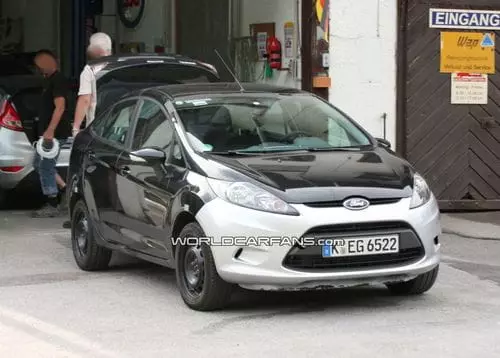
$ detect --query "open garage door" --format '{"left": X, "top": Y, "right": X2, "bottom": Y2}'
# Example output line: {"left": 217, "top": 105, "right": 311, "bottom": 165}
{"left": 176, "top": 0, "right": 233, "bottom": 81}
{"left": 398, "top": 0, "right": 500, "bottom": 211}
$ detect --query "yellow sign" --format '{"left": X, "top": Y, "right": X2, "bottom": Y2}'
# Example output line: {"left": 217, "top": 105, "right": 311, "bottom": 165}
{"left": 440, "top": 32, "right": 495, "bottom": 74}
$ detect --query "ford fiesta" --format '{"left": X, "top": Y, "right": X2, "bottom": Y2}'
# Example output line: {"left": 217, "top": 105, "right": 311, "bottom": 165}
{"left": 67, "top": 82, "right": 441, "bottom": 311}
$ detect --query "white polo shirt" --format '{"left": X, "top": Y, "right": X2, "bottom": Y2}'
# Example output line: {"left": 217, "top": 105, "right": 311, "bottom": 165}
{"left": 78, "top": 65, "right": 98, "bottom": 126}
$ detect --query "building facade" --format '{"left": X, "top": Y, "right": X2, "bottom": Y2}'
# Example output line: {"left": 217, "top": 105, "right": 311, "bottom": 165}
{"left": 2, "top": 0, "right": 498, "bottom": 210}
{"left": 329, "top": 0, "right": 500, "bottom": 211}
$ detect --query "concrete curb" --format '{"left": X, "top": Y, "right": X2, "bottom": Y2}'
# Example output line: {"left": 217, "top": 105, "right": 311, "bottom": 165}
{"left": 441, "top": 214, "right": 500, "bottom": 241}
{"left": 442, "top": 228, "right": 500, "bottom": 241}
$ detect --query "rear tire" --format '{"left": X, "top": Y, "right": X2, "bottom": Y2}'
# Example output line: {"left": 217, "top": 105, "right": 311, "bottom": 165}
{"left": 175, "top": 222, "right": 233, "bottom": 311}
{"left": 71, "top": 200, "right": 112, "bottom": 271}
{"left": 386, "top": 265, "right": 439, "bottom": 295}
{"left": 0, "top": 189, "right": 6, "bottom": 210}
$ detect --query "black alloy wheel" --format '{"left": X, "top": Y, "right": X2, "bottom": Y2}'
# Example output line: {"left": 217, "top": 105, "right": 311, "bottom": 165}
{"left": 71, "top": 200, "right": 112, "bottom": 271}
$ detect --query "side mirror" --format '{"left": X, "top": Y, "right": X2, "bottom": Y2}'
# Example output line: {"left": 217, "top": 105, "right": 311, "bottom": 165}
{"left": 375, "top": 138, "right": 391, "bottom": 149}
{"left": 130, "top": 147, "right": 166, "bottom": 164}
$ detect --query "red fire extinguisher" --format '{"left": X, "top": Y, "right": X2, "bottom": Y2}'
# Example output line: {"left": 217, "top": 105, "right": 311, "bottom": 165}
{"left": 266, "top": 36, "right": 282, "bottom": 70}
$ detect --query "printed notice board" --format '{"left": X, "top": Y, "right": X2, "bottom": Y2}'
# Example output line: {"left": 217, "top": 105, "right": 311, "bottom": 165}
{"left": 451, "top": 73, "right": 488, "bottom": 105}
{"left": 440, "top": 32, "right": 495, "bottom": 74}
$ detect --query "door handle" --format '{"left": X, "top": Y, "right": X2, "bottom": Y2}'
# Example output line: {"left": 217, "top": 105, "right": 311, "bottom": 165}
{"left": 118, "top": 165, "right": 131, "bottom": 175}
{"left": 87, "top": 151, "right": 96, "bottom": 161}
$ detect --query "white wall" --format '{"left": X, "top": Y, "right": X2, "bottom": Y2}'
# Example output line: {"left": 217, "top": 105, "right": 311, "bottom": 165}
{"left": 2, "top": 0, "right": 58, "bottom": 52}
{"left": 329, "top": 0, "right": 398, "bottom": 149}
{"left": 239, "top": 0, "right": 301, "bottom": 88}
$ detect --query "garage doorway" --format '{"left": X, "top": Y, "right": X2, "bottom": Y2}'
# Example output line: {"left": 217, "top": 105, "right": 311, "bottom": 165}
{"left": 398, "top": 0, "right": 500, "bottom": 211}
{"left": 175, "top": 0, "right": 234, "bottom": 81}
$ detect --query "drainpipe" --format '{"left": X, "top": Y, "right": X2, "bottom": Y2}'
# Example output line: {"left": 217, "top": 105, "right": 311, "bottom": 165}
{"left": 70, "top": 0, "right": 86, "bottom": 78}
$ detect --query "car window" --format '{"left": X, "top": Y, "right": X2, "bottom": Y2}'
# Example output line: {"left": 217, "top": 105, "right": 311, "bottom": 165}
{"left": 132, "top": 99, "right": 174, "bottom": 151}
{"left": 101, "top": 64, "right": 219, "bottom": 86}
{"left": 95, "top": 64, "right": 219, "bottom": 117}
{"left": 93, "top": 99, "right": 137, "bottom": 145}
{"left": 175, "top": 94, "right": 372, "bottom": 153}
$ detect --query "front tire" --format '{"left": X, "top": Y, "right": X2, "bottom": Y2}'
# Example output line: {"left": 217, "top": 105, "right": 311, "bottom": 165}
{"left": 175, "top": 222, "right": 233, "bottom": 311}
{"left": 71, "top": 200, "right": 112, "bottom": 271}
{"left": 386, "top": 265, "right": 439, "bottom": 295}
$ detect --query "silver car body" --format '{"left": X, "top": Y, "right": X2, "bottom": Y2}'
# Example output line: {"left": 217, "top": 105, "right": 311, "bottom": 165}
{"left": 0, "top": 124, "right": 70, "bottom": 190}
{"left": 195, "top": 190, "right": 441, "bottom": 291}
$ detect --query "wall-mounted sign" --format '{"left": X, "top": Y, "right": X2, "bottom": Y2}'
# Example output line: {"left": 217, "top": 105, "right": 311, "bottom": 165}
{"left": 430, "top": 8, "right": 500, "bottom": 30}
{"left": 451, "top": 73, "right": 488, "bottom": 105}
{"left": 440, "top": 32, "right": 495, "bottom": 74}
{"left": 117, "top": 0, "right": 145, "bottom": 29}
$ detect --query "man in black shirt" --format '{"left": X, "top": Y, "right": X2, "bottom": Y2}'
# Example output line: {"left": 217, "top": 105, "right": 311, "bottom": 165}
{"left": 32, "top": 49, "right": 71, "bottom": 217}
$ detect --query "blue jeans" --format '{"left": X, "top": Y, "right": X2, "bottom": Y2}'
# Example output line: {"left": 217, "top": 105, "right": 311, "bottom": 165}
{"left": 33, "top": 140, "right": 63, "bottom": 197}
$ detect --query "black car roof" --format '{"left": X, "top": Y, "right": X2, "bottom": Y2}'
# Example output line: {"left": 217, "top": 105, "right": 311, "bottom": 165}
{"left": 88, "top": 53, "right": 215, "bottom": 72}
{"left": 149, "top": 82, "right": 305, "bottom": 99}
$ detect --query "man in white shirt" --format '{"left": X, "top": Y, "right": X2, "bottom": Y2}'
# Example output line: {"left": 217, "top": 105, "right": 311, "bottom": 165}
{"left": 63, "top": 33, "right": 112, "bottom": 228}
{"left": 71, "top": 32, "right": 112, "bottom": 136}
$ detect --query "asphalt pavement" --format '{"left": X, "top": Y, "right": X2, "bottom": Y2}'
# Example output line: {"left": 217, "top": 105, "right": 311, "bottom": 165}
{"left": 1, "top": 210, "right": 500, "bottom": 358}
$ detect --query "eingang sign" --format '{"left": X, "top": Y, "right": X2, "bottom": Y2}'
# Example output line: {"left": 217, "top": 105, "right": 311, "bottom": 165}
{"left": 430, "top": 8, "right": 500, "bottom": 30}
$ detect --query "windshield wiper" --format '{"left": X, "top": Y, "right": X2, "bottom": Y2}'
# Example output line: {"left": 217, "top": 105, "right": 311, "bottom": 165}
{"left": 208, "top": 147, "right": 366, "bottom": 155}
{"left": 208, "top": 150, "right": 262, "bottom": 156}
{"left": 305, "top": 147, "right": 365, "bottom": 152}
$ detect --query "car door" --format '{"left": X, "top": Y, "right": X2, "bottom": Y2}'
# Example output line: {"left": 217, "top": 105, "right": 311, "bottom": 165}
{"left": 83, "top": 98, "right": 139, "bottom": 246}
{"left": 114, "top": 97, "right": 179, "bottom": 259}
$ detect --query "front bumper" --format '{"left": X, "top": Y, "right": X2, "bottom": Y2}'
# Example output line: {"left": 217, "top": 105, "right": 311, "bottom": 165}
{"left": 194, "top": 196, "right": 441, "bottom": 291}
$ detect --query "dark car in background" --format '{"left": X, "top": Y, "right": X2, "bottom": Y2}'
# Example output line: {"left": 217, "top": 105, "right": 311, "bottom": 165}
{"left": 0, "top": 53, "right": 219, "bottom": 208}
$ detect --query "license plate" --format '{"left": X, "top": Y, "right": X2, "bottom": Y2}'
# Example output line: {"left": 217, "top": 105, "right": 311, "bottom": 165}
{"left": 322, "top": 235, "right": 399, "bottom": 257}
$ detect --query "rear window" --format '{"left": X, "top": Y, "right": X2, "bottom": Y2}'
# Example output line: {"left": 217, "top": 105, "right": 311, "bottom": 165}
{"left": 100, "top": 63, "right": 219, "bottom": 85}
{"left": 95, "top": 63, "right": 220, "bottom": 117}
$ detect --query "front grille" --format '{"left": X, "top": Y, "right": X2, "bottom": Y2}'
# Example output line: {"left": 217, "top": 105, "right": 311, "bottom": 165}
{"left": 304, "top": 198, "right": 401, "bottom": 208}
{"left": 282, "top": 221, "right": 425, "bottom": 271}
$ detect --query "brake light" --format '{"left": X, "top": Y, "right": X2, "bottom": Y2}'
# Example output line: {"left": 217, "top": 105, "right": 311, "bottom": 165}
{"left": 0, "top": 166, "right": 24, "bottom": 173}
{"left": 0, "top": 100, "right": 23, "bottom": 132}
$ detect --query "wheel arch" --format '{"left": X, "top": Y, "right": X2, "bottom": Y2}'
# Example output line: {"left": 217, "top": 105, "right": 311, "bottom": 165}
{"left": 68, "top": 174, "right": 83, "bottom": 218}
{"left": 168, "top": 185, "right": 211, "bottom": 259}
{"left": 171, "top": 211, "right": 198, "bottom": 259}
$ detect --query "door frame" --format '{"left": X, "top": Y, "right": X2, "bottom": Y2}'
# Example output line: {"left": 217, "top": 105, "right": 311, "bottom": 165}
{"left": 301, "top": 0, "right": 313, "bottom": 93}
{"left": 396, "top": 0, "right": 408, "bottom": 159}
{"left": 301, "top": 0, "right": 328, "bottom": 99}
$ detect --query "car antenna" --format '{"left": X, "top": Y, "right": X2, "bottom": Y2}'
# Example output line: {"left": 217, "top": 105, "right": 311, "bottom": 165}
{"left": 214, "top": 49, "right": 245, "bottom": 92}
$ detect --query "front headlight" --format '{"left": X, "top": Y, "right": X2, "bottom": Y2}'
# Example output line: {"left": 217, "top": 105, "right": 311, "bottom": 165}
{"left": 207, "top": 178, "right": 299, "bottom": 215}
{"left": 410, "top": 173, "right": 431, "bottom": 209}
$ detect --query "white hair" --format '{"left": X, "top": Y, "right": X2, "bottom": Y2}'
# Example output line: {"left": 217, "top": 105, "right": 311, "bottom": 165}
{"left": 88, "top": 32, "right": 112, "bottom": 55}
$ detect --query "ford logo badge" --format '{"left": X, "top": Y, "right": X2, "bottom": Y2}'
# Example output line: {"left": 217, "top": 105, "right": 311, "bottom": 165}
{"left": 343, "top": 198, "right": 370, "bottom": 210}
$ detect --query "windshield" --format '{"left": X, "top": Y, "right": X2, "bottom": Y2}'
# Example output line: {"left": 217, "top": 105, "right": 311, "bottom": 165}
{"left": 174, "top": 93, "right": 372, "bottom": 153}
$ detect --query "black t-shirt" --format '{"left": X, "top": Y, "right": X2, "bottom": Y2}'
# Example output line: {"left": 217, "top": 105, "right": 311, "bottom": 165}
{"left": 37, "top": 71, "right": 71, "bottom": 140}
